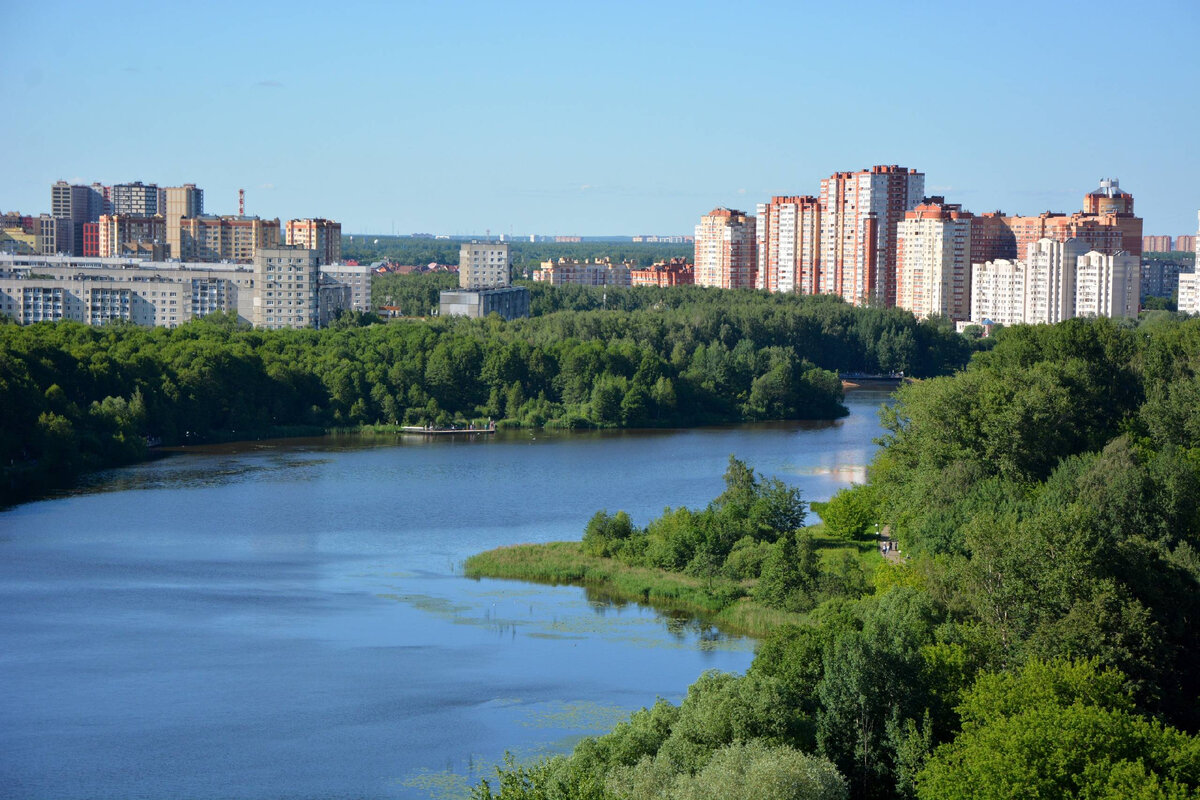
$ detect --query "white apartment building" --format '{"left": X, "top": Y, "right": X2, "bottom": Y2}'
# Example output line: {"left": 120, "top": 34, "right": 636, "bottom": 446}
{"left": 756, "top": 196, "right": 820, "bottom": 294}
{"left": 818, "top": 165, "right": 924, "bottom": 305}
{"left": 459, "top": 241, "right": 510, "bottom": 289}
{"left": 253, "top": 246, "right": 319, "bottom": 329}
{"left": 1024, "top": 238, "right": 1085, "bottom": 325}
{"left": 1074, "top": 251, "right": 1138, "bottom": 319}
{"left": 896, "top": 201, "right": 973, "bottom": 321}
{"left": 318, "top": 263, "right": 372, "bottom": 312}
{"left": 694, "top": 208, "right": 756, "bottom": 289}
{"left": 971, "top": 259, "right": 1027, "bottom": 326}
{"left": 1177, "top": 271, "right": 1200, "bottom": 315}
{"left": 532, "top": 258, "right": 632, "bottom": 287}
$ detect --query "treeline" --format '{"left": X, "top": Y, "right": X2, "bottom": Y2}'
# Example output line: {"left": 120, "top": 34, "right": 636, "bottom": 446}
{"left": 342, "top": 237, "right": 692, "bottom": 271}
{"left": 0, "top": 294, "right": 972, "bottom": 505}
{"left": 473, "top": 315, "right": 1200, "bottom": 800}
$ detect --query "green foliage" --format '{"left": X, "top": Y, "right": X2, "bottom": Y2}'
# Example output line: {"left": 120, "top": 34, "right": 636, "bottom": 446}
{"left": 812, "top": 484, "right": 879, "bottom": 540}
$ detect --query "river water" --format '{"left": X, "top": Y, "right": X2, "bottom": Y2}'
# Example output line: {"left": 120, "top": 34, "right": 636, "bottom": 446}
{"left": 0, "top": 391, "right": 892, "bottom": 799}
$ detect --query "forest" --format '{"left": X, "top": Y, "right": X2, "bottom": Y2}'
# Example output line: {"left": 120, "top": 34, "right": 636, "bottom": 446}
{"left": 342, "top": 237, "right": 693, "bottom": 274}
{"left": 469, "top": 315, "right": 1200, "bottom": 800}
{"left": 0, "top": 290, "right": 971, "bottom": 506}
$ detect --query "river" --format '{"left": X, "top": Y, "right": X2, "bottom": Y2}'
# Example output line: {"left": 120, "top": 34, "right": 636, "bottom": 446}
{"left": 0, "top": 390, "right": 893, "bottom": 799}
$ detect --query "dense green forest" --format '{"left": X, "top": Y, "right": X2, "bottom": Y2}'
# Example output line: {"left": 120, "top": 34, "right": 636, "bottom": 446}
{"left": 342, "top": 236, "right": 692, "bottom": 274}
{"left": 470, "top": 315, "right": 1200, "bottom": 800}
{"left": 0, "top": 291, "right": 971, "bottom": 505}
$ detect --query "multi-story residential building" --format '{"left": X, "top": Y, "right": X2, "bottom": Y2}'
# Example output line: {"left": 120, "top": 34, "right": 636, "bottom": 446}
{"left": 1143, "top": 235, "right": 1173, "bottom": 252}
{"left": 178, "top": 215, "right": 281, "bottom": 263}
{"left": 630, "top": 258, "right": 695, "bottom": 287}
{"left": 439, "top": 287, "right": 530, "bottom": 320}
{"left": 1, "top": 217, "right": 38, "bottom": 255}
{"left": 756, "top": 195, "right": 820, "bottom": 294}
{"left": 895, "top": 200, "right": 973, "bottom": 321}
{"left": 1141, "top": 257, "right": 1188, "bottom": 300}
{"left": 1025, "top": 238, "right": 1085, "bottom": 325}
{"left": 969, "top": 212, "right": 1018, "bottom": 264}
{"left": 286, "top": 218, "right": 342, "bottom": 266}
{"left": 82, "top": 222, "right": 99, "bottom": 257}
{"left": 1175, "top": 234, "right": 1195, "bottom": 253}
{"left": 532, "top": 258, "right": 632, "bottom": 286}
{"left": 164, "top": 184, "right": 204, "bottom": 259}
{"left": 50, "top": 181, "right": 93, "bottom": 255}
{"left": 1178, "top": 271, "right": 1200, "bottom": 315}
{"left": 252, "top": 246, "right": 319, "bottom": 329}
{"left": 1074, "top": 251, "right": 1139, "bottom": 319}
{"left": 98, "top": 215, "right": 168, "bottom": 258}
{"left": 971, "top": 259, "right": 1027, "bottom": 326}
{"left": 37, "top": 215, "right": 73, "bottom": 256}
{"left": 458, "top": 241, "right": 510, "bottom": 288}
{"left": 110, "top": 182, "right": 161, "bottom": 216}
{"left": 319, "top": 263, "right": 373, "bottom": 312}
{"left": 694, "top": 208, "right": 756, "bottom": 289}
{"left": 818, "top": 165, "right": 924, "bottom": 306}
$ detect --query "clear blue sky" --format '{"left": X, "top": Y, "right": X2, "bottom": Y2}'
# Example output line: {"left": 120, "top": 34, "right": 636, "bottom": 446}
{"left": 3, "top": 0, "right": 1197, "bottom": 237}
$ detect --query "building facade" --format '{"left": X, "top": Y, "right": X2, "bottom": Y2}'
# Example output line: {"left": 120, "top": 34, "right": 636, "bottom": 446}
{"left": 630, "top": 259, "right": 694, "bottom": 287}
{"left": 110, "top": 182, "right": 162, "bottom": 217}
{"left": 458, "top": 241, "right": 510, "bottom": 289}
{"left": 895, "top": 200, "right": 973, "bottom": 321}
{"left": 1143, "top": 235, "right": 1173, "bottom": 253}
{"left": 178, "top": 215, "right": 281, "bottom": 263}
{"left": 970, "top": 259, "right": 1027, "bottom": 326}
{"left": 694, "top": 208, "right": 756, "bottom": 289}
{"left": 756, "top": 195, "right": 820, "bottom": 294}
{"left": 818, "top": 165, "right": 924, "bottom": 306}
{"left": 164, "top": 184, "right": 204, "bottom": 259}
{"left": 532, "top": 258, "right": 632, "bottom": 286}
{"left": 98, "top": 215, "right": 168, "bottom": 258}
{"left": 286, "top": 218, "right": 342, "bottom": 266}
{"left": 1024, "top": 238, "right": 1085, "bottom": 325}
{"left": 252, "top": 246, "right": 319, "bottom": 329}
{"left": 1178, "top": 271, "right": 1200, "bottom": 315}
{"left": 1074, "top": 251, "right": 1139, "bottom": 319}
{"left": 439, "top": 286, "right": 530, "bottom": 320}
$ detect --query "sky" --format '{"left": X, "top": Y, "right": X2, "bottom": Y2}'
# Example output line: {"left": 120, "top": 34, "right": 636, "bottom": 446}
{"left": 2, "top": 0, "right": 1198, "bottom": 237}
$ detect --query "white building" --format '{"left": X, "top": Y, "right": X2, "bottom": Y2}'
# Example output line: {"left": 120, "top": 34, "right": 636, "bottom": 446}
{"left": 1074, "top": 250, "right": 1138, "bottom": 319}
{"left": 896, "top": 201, "right": 973, "bottom": 320}
{"left": 1178, "top": 271, "right": 1200, "bottom": 315}
{"left": 1024, "top": 238, "right": 1084, "bottom": 325}
{"left": 970, "top": 259, "right": 1027, "bottom": 326}
{"left": 319, "top": 263, "right": 372, "bottom": 312}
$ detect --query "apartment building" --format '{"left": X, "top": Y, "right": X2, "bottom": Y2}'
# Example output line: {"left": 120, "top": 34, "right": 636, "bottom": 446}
{"left": 1176, "top": 234, "right": 1195, "bottom": 253}
{"left": 1025, "top": 238, "right": 1085, "bottom": 325}
{"left": 459, "top": 241, "right": 510, "bottom": 288}
{"left": 895, "top": 200, "right": 973, "bottom": 321}
{"left": 970, "top": 259, "right": 1028, "bottom": 326}
{"left": 252, "top": 246, "right": 319, "bottom": 329}
{"left": 178, "top": 215, "right": 281, "bottom": 263}
{"left": 818, "top": 165, "right": 924, "bottom": 306}
{"left": 164, "top": 184, "right": 204, "bottom": 259}
{"left": 98, "top": 215, "right": 167, "bottom": 258}
{"left": 1178, "top": 271, "right": 1200, "bottom": 315}
{"left": 1143, "top": 235, "right": 1173, "bottom": 252}
{"left": 110, "top": 182, "right": 162, "bottom": 216}
{"left": 319, "top": 263, "right": 372, "bottom": 312}
{"left": 694, "top": 208, "right": 756, "bottom": 289}
{"left": 1074, "top": 251, "right": 1138, "bottom": 319}
{"left": 286, "top": 218, "right": 342, "bottom": 265}
{"left": 532, "top": 258, "right": 632, "bottom": 286}
{"left": 630, "top": 259, "right": 694, "bottom": 287}
{"left": 756, "top": 195, "right": 820, "bottom": 294}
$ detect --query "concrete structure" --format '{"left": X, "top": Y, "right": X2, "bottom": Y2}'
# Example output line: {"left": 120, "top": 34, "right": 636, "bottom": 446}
{"left": 287, "top": 218, "right": 342, "bottom": 265}
{"left": 110, "top": 182, "right": 161, "bottom": 216}
{"left": 630, "top": 258, "right": 694, "bottom": 287}
{"left": 319, "top": 263, "right": 372, "bottom": 312}
{"left": 458, "top": 241, "right": 510, "bottom": 289}
{"left": 1143, "top": 235, "right": 1173, "bottom": 252}
{"left": 1178, "top": 271, "right": 1200, "bottom": 315}
{"left": 818, "top": 165, "right": 925, "bottom": 306}
{"left": 970, "top": 212, "right": 1019, "bottom": 263}
{"left": 971, "top": 258, "right": 1027, "bottom": 326}
{"left": 37, "top": 215, "right": 73, "bottom": 256}
{"left": 1025, "top": 238, "right": 1085, "bottom": 325}
{"left": 533, "top": 258, "right": 632, "bottom": 286}
{"left": 1176, "top": 234, "right": 1195, "bottom": 253}
{"left": 694, "top": 208, "right": 756, "bottom": 289}
{"left": 756, "top": 195, "right": 820, "bottom": 294}
{"left": 1141, "top": 257, "right": 1188, "bottom": 300}
{"left": 1074, "top": 250, "right": 1139, "bottom": 319}
{"left": 896, "top": 200, "right": 973, "bottom": 321}
{"left": 439, "top": 286, "right": 530, "bottom": 320}
{"left": 98, "top": 215, "right": 167, "bottom": 258}
{"left": 252, "top": 246, "right": 318, "bottom": 329}
{"left": 164, "top": 184, "right": 204, "bottom": 259}
{"left": 178, "top": 215, "right": 281, "bottom": 263}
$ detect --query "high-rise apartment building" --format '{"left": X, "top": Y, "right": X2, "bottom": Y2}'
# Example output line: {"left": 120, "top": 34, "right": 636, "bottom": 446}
{"left": 164, "top": 184, "right": 204, "bottom": 259}
{"left": 630, "top": 259, "right": 694, "bottom": 287}
{"left": 1176, "top": 234, "right": 1195, "bottom": 253}
{"left": 756, "top": 196, "right": 820, "bottom": 294}
{"left": 1025, "top": 238, "right": 1085, "bottom": 325}
{"left": 1143, "top": 235, "right": 1173, "bottom": 252}
{"left": 533, "top": 258, "right": 632, "bottom": 286}
{"left": 970, "top": 212, "right": 1018, "bottom": 264}
{"left": 1179, "top": 269, "right": 1200, "bottom": 315}
{"left": 98, "top": 215, "right": 168, "bottom": 258}
{"left": 458, "top": 241, "right": 510, "bottom": 288}
{"left": 110, "top": 182, "right": 162, "bottom": 216}
{"left": 971, "top": 259, "right": 1027, "bottom": 326}
{"left": 694, "top": 208, "right": 756, "bottom": 289}
{"left": 286, "top": 218, "right": 342, "bottom": 265}
{"left": 252, "top": 246, "right": 319, "bottom": 329}
{"left": 818, "top": 165, "right": 924, "bottom": 306}
{"left": 178, "top": 215, "right": 281, "bottom": 263}
{"left": 1074, "top": 251, "right": 1139, "bottom": 319}
{"left": 896, "top": 200, "right": 973, "bottom": 321}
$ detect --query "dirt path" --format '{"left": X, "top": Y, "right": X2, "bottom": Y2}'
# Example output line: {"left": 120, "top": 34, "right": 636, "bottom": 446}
{"left": 879, "top": 524, "right": 903, "bottom": 563}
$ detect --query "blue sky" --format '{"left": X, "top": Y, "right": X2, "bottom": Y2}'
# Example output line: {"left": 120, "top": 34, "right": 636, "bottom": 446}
{"left": 3, "top": 0, "right": 1197, "bottom": 236}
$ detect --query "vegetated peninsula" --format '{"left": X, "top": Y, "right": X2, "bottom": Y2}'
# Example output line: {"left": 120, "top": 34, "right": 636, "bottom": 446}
{"left": 466, "top": 315, "right": 1200, "bottom": 800}
{"left": 0, "top": 283, "right": 973, "bottom": 506}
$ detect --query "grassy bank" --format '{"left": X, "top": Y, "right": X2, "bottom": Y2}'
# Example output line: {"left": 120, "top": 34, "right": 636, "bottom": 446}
{"left": 464, "top": 529, "right": 882, "bottom": 639}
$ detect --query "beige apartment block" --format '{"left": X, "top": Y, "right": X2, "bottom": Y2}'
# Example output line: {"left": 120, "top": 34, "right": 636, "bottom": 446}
{"left": 253, "top": 246, "right": 319, "bottom": 329}
{"left": 896, "top": 201, "right": 973, "bottom": 321}
{"left": 694, "top": 208, "right": 756, "bottom": 289}
{"left": 287, "top": 218, "right": 342, "bottom": 265}
{"left": 164, "top": 184, "right": 204, "bottom": 258}
{"left": 532, "top": 258, "right": 632, "bottom": 287}
{"left": 458, "top": 241, "right": 510, "bottom": 289}
{"left": 179, "top": 215, "right": 281, "bottom": 263}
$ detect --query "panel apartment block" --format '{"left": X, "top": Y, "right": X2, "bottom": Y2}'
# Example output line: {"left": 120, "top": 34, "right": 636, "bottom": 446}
{"left": 694, "top": 208, "right": 756, "bottom": 289}
{"left": 756, "top": 196, "right": 820, "bottom": 294}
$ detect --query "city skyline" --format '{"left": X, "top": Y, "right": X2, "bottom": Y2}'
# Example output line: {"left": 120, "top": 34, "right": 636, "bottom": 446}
{"left": 3, "top": 1, "right": 1198, "bottom": 235}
